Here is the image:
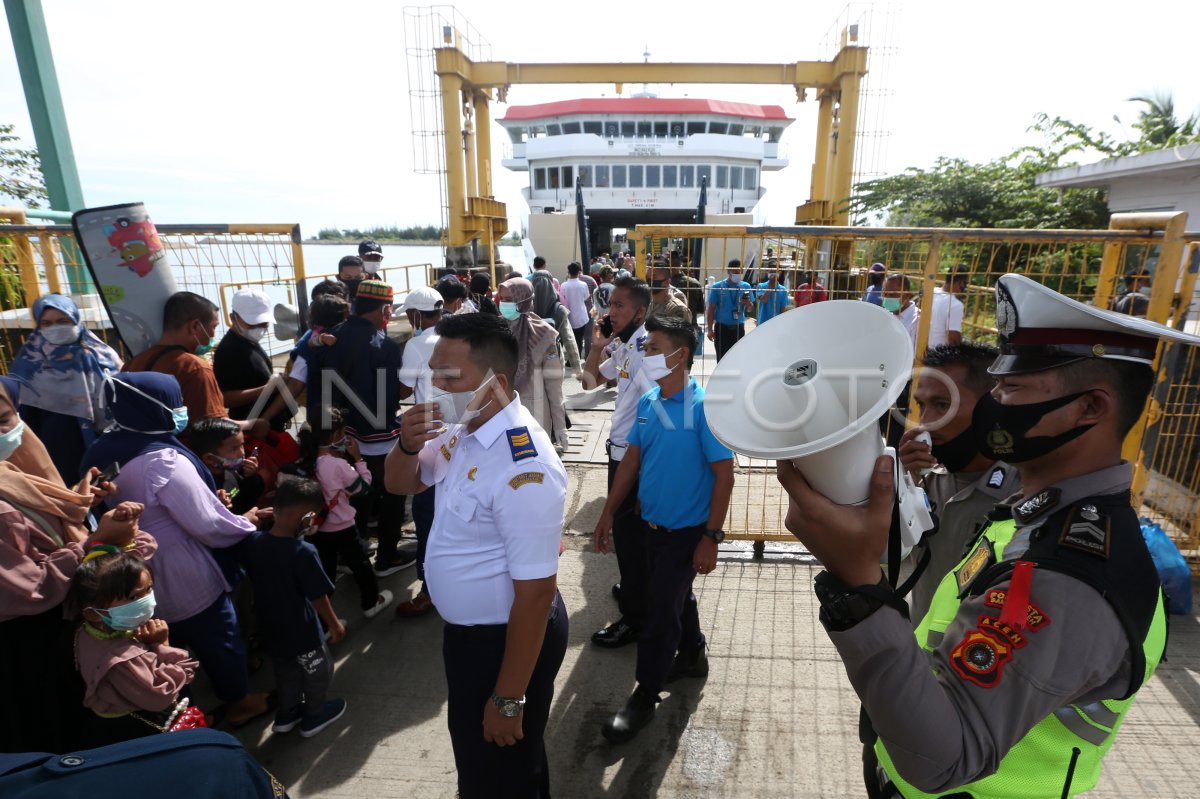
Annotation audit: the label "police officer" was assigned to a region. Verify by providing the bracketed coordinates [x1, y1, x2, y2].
[581, 276, 653, 648]
[777, 273, 1200, 798]
[385, 313, 568, 799]
[897, 341, 1021, 621]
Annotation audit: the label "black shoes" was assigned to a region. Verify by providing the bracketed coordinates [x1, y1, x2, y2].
[591, 619, 639, 648]
[665, 645, 709, 684]
[611, 582, 621, 602]
[601, 686, 659, 743]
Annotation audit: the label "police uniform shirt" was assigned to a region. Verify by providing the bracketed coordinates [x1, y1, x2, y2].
[627, 376, 734, 529]
[598, 324, 652, 460]
[419, 395, 567, 625]
[830, 462, 1134, 792]
[908, 462, 1021, 622]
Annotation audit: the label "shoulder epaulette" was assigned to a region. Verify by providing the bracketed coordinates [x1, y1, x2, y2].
[506, 427, 538, 462]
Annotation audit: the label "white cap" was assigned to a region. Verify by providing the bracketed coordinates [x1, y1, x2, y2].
[231, 288, 273, 326]
[403, 285, 445, 313]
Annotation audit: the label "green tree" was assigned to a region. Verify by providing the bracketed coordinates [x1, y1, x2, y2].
[1125, 91, 1200, 150]
[0, 124, 46, 208]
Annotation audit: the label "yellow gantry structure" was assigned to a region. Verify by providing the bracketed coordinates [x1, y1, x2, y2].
[432, 40, 869, 253]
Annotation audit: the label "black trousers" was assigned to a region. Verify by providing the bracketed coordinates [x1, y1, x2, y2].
[636, 523, 706, 694]
[714, 322, 745, 361]
[443, 592, 568, 799]
[608, 457, 648, 630]
[353, 452, 404, 563]
[309, 525, 380, 611]
[411, 484, 436, 583]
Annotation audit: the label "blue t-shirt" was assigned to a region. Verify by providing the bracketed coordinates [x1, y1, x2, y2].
[243, 532, 334, 659]
[627, 378, 734, 529]
[707, 278, 751, 326]
[755, 281, 789, 325]
[863, 284, 883, 306]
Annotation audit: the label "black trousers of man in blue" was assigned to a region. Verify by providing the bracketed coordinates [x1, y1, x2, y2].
[608, 457, 648, 630]
[443, 592, 569, 799]
[636, 524, 706, 694]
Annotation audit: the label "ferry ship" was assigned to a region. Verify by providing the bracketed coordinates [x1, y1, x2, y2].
[499, 97, 793, 270]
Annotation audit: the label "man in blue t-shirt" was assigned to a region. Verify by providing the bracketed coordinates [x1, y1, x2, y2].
[593, 315, 735, 743]
[705, 259, 755, 361]
[754, 269, 791, 327]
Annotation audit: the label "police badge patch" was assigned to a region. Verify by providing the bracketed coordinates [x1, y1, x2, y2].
[956, 539, 995, 593]
[1059, 503, 1111, 558]
[950, 628, 1013, 688]
[1013, 487, 1062, 524]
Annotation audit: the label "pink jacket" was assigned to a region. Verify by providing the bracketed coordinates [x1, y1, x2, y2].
[75, 628, 197, 716]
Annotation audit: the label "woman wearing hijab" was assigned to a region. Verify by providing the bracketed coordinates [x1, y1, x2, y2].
[81, 372, 273, 727]
[0, 377, 148, 753]
[10, 294, 123, 484]
[469, 272, 499, 316]
[498, 277, 569, 454]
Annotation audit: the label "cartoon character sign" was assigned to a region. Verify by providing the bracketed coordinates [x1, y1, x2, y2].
[102, 216, 165, 277]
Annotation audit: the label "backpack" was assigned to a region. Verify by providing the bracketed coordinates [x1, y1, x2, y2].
[529, 271, 561, 319]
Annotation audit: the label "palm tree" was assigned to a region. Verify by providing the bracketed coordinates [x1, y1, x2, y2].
[1126, 91, 1200, 151]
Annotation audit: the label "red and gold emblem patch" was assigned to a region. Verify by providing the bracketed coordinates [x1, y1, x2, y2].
[984, 590, 1051, 631]
[950, 629, 1013, 688]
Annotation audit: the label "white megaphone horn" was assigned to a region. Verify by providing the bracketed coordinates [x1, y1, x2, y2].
[705, 300, 933, 553]
[273, 303, 301, 342]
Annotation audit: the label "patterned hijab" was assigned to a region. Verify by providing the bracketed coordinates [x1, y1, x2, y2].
[500, 277, 558, 390]
[10, 294, 122, 425]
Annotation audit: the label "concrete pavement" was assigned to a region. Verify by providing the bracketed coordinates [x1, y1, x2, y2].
[209, 455, 1200, 798]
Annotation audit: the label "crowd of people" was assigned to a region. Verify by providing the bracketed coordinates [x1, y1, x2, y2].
[0, 236, 1191, 799]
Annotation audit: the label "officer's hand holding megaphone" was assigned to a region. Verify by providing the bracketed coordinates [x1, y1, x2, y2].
[776, 454, 896, 587]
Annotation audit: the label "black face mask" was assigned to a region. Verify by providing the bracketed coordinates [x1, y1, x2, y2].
[971, 390, 1095, 463]
[931, 424, 981, 473]
[616, 315, 643, 343]
[342, 278, 363, 299]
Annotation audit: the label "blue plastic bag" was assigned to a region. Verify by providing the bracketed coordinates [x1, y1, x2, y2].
[1140, 518, 1194, 615]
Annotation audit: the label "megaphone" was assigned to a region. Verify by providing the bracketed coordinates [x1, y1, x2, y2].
[705, 300, 933, 550]
[273, 303, 300, 342]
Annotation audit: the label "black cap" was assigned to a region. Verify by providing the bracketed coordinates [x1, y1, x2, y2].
[358, 240, 383, 257]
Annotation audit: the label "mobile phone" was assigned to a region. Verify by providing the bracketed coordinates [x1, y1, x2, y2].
[95, 461, 120, 485]
[599, 316, 613, 338]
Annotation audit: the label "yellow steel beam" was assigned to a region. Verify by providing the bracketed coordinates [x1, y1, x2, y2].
[473, 89, 493, 197]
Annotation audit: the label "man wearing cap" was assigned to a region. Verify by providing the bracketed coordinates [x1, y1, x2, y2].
[927, 265, 970, 349]
[306, 279, 416, 578]
[777, 274, 1199, 799]
[396, 285, 445, 616]
[213, 288, 295, 436]
[358, 240, 385, 280]
[863, 263, 887, 306]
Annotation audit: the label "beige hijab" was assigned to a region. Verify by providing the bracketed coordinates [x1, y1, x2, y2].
[501, 277, 559, 390]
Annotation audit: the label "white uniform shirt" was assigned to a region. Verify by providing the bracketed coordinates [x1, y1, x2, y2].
[927, 288, 964, 349]
[898, 302, 920, 348]
[598, 324, 651, 461]
[399, 331, 440, 403]
[419, 395, 566, 625]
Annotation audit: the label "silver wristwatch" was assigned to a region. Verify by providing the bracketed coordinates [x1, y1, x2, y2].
[491, 693, 525, 718]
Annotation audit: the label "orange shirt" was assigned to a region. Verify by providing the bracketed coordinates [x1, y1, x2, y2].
[122, 345, 228, 422]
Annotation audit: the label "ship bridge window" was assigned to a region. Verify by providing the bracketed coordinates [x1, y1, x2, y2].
[629, 164, 644, 188]
[612, 165, 627, 187]
[709, 122, 728, 135]
[549, 169, 560, 189]
[529, 125, 547, 139]
[605, 123, 619, 138]
[654, 121, 669, 137]
[671, 123, 683, 138]
[595, 165, 610, 187]
[663, 164, 678, 188]
[578, 166, 591, 187]
[680, 165, 695, 188]
[562, 122, 582, 134]
[562, 165, 574, 186]
[730, 166, 742, 189]
[535, 168, 547, 190]
[584, 121, 603, 135]
[744, 167, 757, 190]
[766, 127, 782, 143]
[646, 165, 661, 188]
[637, 121, 653, 138]
[743, 125, 761, 138]
[547, 124, 561, 136]
[716, 165, 729, 188]
[728, 124, 744, 136]
[686, 121, 706, 136]
[621, 121, 636, 137]
[698, 164, 712, 187]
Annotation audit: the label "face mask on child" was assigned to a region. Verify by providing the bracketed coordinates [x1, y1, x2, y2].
[93, 590, 157, 631]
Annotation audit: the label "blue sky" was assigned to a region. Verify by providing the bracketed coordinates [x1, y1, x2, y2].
[1, 0, 1197, 235]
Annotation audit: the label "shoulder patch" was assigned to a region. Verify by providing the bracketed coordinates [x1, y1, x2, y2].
[987, 466, 1006, 489]
[983, 589, 1052, 631]
[636, 335, 647, 352]
[955, 538, 995, 593]
[506, 427, 538, 462]
[950, 628, 1013, 688]
[1058, 503, 1111, 558]
[508, 471, 545, 490]
[1013, 487, 1062, 524]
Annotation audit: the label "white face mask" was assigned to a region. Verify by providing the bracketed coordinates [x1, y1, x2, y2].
[429, 375, 497, 425]
[41, 324, 80, 346]
[239, 324, 267, 343]
[641, 347, 682, 382]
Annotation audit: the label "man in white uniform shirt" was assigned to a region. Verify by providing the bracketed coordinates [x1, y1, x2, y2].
[883, 272, 920, 348]
[927, 265, 969, 349]
[395, 284, 445, 617]
[581, 275, 653, 649]
[386, 313, 568, 799]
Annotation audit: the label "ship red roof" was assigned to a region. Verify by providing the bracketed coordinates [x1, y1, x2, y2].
[500, 98, 792, 123]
